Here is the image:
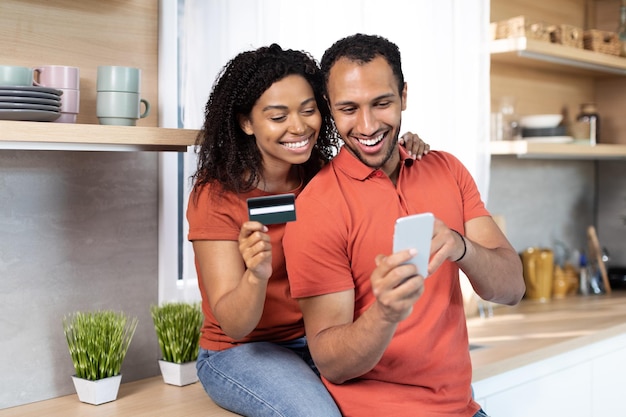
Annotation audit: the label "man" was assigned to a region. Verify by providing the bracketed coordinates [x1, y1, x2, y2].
[283, 34, 525, 417]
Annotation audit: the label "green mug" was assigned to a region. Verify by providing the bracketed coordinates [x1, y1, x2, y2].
[96, 91, 150, 126]
[0, 65, 33, 86]
[96, 66, 142, 92]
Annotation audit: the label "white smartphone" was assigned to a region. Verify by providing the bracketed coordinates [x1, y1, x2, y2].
[393, 212, 435, 278]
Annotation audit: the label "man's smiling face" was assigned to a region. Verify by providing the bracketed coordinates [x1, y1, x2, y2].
[326, 55, 407, 176]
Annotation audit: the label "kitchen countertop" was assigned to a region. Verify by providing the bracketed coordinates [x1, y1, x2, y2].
[5, 293, 625, 416]
[468, 291, 626, 382]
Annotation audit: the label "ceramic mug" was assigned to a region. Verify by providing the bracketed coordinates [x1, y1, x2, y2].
[55, 88, 80, 123]
[96, 66, 142, 92]
[0, 65, 33, 86]
[32, 66, 80, 123]
[33, 65, 80, 89]
[96, 91, 150, 126]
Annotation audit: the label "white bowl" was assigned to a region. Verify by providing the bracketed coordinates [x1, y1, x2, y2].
[520, 114, 563, 129]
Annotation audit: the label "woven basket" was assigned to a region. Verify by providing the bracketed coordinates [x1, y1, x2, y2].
[583, 30, 620, 55]
[550, 24, 583, 48]
[496, 16, 551, 42]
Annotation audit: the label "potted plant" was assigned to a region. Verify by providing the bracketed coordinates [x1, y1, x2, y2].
[63, 310, 138, 405]
[150, 302, 203, 386]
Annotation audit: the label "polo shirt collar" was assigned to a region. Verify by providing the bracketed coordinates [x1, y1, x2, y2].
[334, 145, 412, 180]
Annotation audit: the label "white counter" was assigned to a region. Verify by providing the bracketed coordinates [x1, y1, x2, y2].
[468, 292, 626, 416]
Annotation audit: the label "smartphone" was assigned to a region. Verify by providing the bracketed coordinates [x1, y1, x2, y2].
[247, 193, 296, 225]
[393, 212, 435, 278]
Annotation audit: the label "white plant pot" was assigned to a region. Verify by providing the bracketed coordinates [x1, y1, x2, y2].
[71, 374, 122, 405]
[158, 360, 198, 386]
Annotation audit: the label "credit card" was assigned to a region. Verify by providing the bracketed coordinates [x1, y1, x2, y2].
[247, 193, 296, 225]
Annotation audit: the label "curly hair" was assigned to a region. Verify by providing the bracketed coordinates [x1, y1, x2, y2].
[192, 44, 339, 195]
[320, 33, 405, 98]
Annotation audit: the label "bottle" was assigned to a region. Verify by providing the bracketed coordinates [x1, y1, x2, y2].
[579, 253, 590, 296]
[618, 2, 626, 57]
[576, 103, 600, 145]
[587, 256, 606, 295]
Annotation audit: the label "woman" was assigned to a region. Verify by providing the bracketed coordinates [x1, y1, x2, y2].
[187, 44, 428, 417]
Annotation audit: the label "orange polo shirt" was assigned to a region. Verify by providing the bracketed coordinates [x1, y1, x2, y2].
[284, 147, 488, 417]
[187, 181, 304, 351]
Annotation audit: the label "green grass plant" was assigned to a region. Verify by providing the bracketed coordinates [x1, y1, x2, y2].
[151, 302, 203, 364]
[63, 310, 138, 381]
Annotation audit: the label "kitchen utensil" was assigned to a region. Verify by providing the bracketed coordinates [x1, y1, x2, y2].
[522, 126, 567, 137]
[0, 109, 61, 122]
[519, 114, 563, 129]
[587, 225, 611, 294]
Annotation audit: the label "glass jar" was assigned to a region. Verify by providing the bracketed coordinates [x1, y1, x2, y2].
[576, 103, 600, 145]
[498, 96, 521, 141]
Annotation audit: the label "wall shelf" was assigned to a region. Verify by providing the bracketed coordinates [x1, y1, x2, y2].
[490, 141, 626, 159]
[490, 36, 626, 159]
[0, 121, 198, 152]
[490, 37, 626, 77]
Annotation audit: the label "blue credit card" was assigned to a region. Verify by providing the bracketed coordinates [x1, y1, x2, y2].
[247, 193, 296, 225]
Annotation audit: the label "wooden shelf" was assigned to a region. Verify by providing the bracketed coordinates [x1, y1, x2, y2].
[490, 37, 626, 77]
[490, 37, 626, 159]
[490, 140, 626, 159]
[0, 121, 198, 152]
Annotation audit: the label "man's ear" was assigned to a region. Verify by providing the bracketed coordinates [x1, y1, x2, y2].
[238, 115, 254, 136]
[401, 82, 408, 111]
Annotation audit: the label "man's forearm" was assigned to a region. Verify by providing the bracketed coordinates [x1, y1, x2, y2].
[310, 304, 398, 384]
[459, 238, 525, 305]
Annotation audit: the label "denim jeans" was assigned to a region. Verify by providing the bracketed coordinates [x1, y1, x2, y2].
[196, 339, 341, 417]
[473, 408, 490, 417]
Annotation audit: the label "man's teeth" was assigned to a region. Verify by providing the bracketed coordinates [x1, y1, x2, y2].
[283, 139, 309, 149]
[358, 134, 384, 146]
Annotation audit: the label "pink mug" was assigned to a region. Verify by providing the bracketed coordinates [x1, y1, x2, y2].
[33, 66, 80, 123]
[33, 65, 80, 90]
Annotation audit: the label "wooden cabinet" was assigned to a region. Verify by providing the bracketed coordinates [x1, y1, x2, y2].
[0, 0, 197, 152]
[490, 0, 626, 160]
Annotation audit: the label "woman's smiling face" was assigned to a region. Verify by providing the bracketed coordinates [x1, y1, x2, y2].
[240, 74, 322, 169]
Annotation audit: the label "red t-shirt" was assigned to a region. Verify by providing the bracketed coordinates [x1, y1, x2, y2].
[187, 181, 304, 351]
[284, 147, 488, 417]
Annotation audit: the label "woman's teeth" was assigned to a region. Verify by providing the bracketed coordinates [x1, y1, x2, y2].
[358, 133, 384, 146]
[283, 138, 309, 149]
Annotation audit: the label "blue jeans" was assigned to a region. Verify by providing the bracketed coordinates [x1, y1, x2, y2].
[474, 409, 490, 417]
[196, 339, 341, 417]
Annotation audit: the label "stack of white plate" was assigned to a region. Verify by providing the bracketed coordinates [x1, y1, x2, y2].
[0, 85, 62, 122]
